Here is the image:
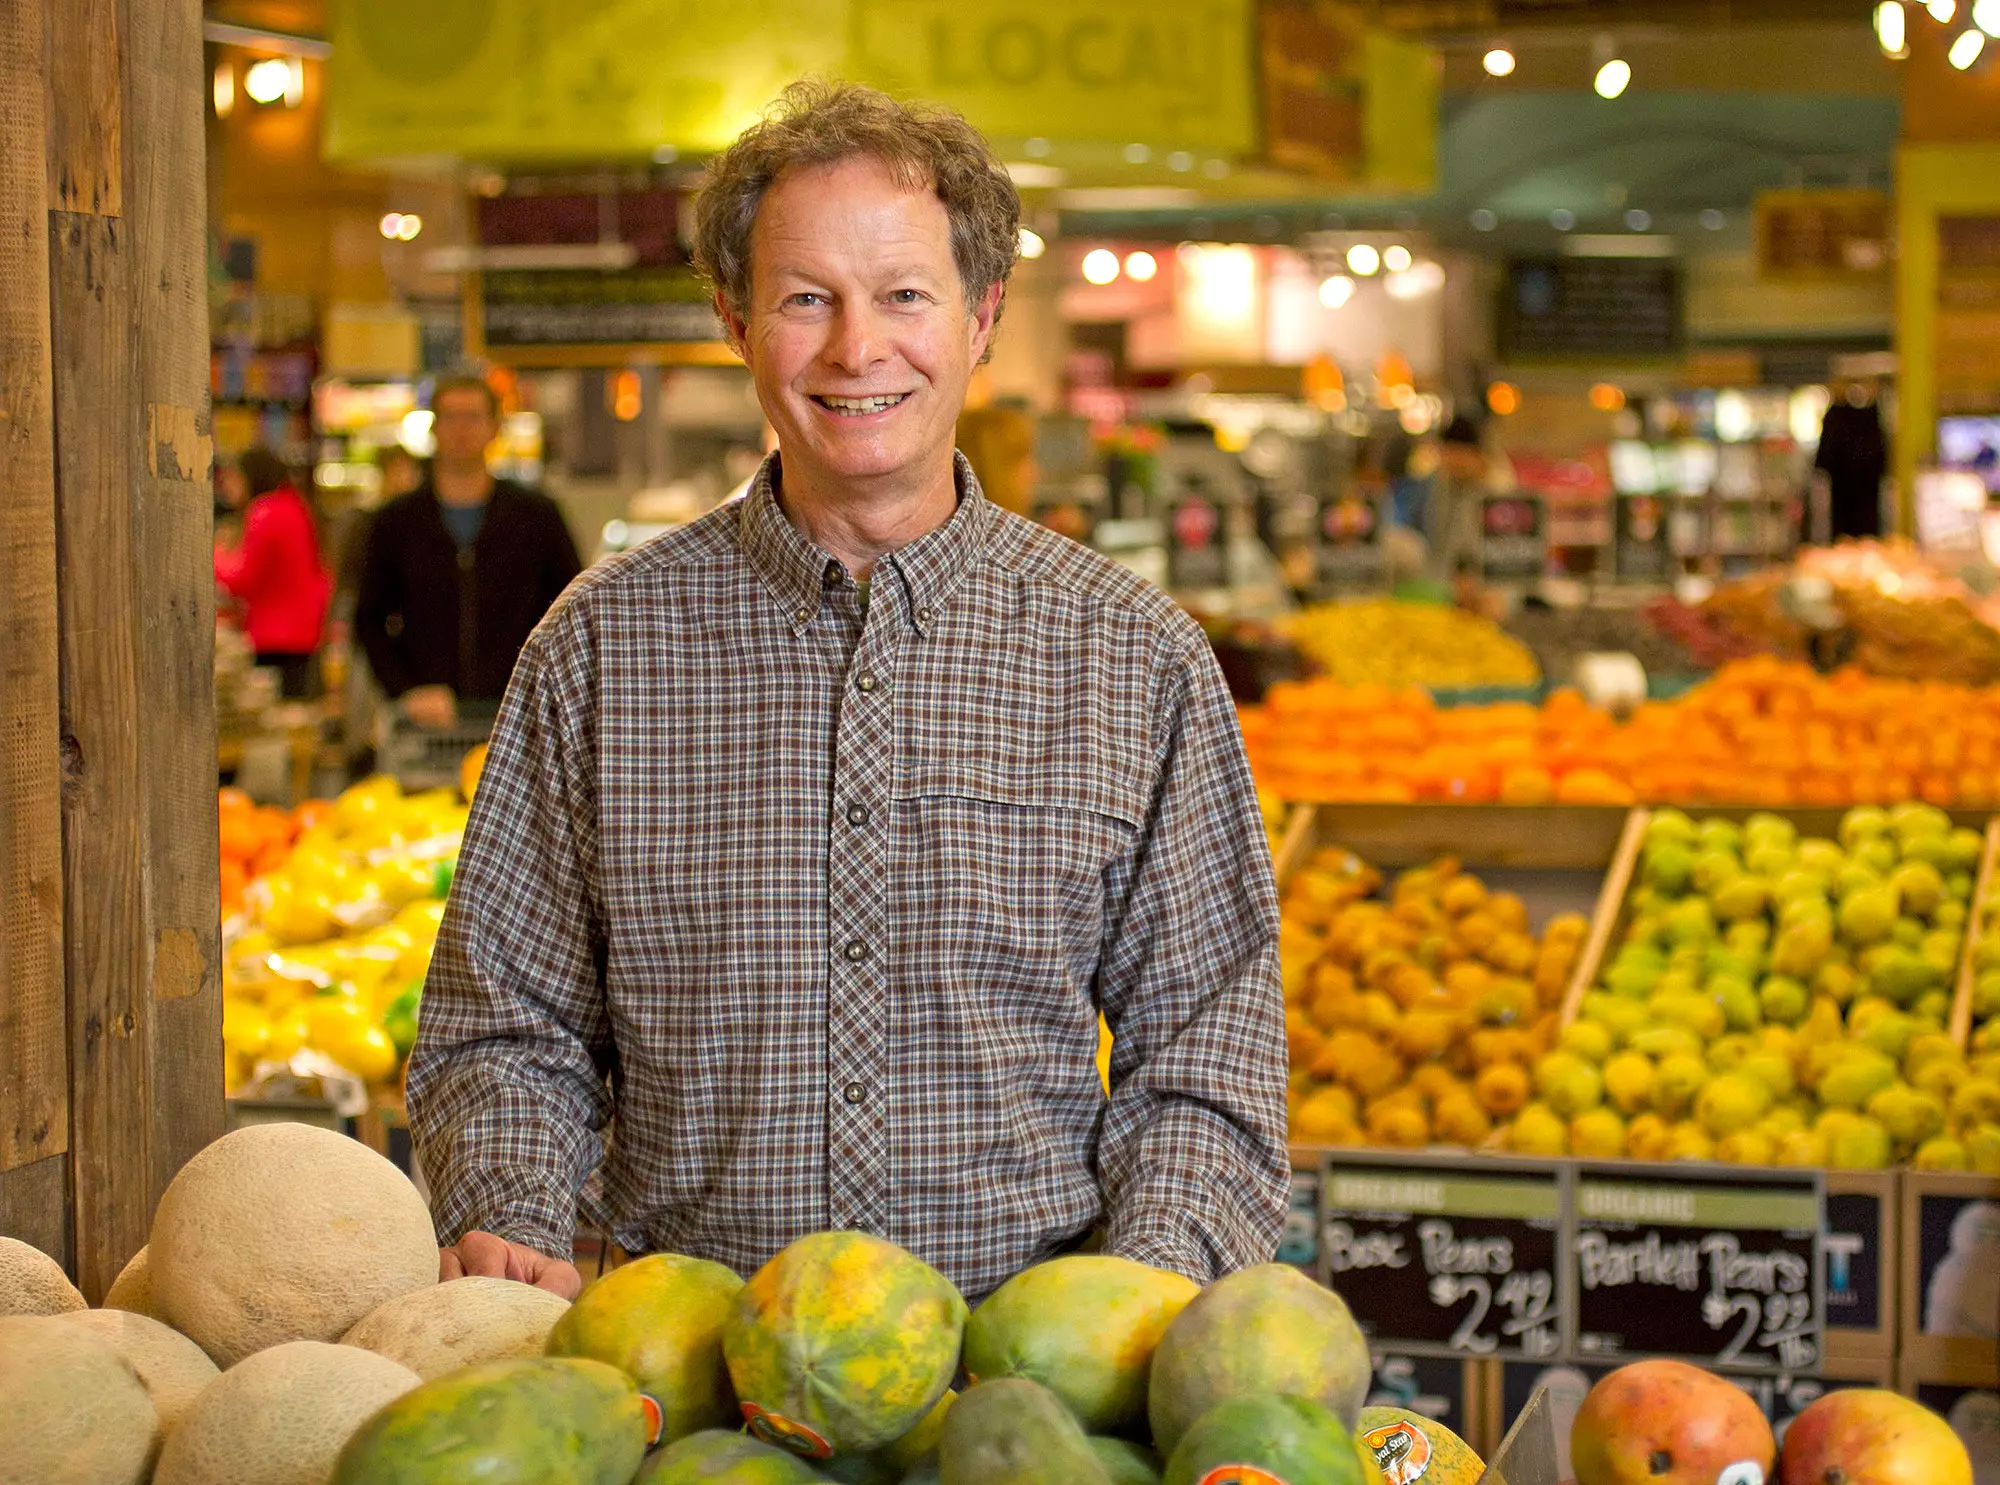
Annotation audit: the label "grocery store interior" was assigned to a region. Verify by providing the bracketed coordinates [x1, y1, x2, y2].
[9, 0, 2000, 1480]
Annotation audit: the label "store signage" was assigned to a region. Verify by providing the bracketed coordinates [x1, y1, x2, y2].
[1257, 1, 1435, 189]
[1500, 258, 1682, 361]
[1823, 1190, 1883, 1336]
[1277, 1162, 1320, 1273]
[328, 0, 1256, 162]
[1315, 490, 1388, 595]
[1320, 1154, 1564, 1359]
[1368, 1353, 1477, 1442]
[1569, 1167, 1822, 1374]
[1479, 493, 1546, 584]
[1754, 190, 1890, 282]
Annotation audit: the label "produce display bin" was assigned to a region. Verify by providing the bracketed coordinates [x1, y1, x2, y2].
[1950, 817, 2000, 1046]
[1895, 1357, 2000, 1479]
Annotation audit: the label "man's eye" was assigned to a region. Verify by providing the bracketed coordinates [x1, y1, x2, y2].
[787, 293, 824, 308]
[890, 289, 925, 304]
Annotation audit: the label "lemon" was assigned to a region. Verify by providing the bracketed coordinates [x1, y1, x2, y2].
[1696, 1075, 1771, 1138]
[1559, 1021, 1616, 1064]
[1509, 1102, 1568, 1157]
[1915, 1136, 1971, 1171]
[1534, 1053, 1604, 1119]
[1666, 1122, 1715, 1161]
[1716, 1129, 1776, 1165]
[1570, 1109, 1626, 1159]
[1653, 1054, 1710, 1118]
[1602, 1052, 1656, 1116]
[1627, 1113, 1671, 1161]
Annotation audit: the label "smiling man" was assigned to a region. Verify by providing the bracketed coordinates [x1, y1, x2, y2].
[404, 81, 1288, 1303]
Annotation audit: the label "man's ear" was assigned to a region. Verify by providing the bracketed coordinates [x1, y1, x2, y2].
[717, 293, 751, 362]
[968, 280, 1003, 363]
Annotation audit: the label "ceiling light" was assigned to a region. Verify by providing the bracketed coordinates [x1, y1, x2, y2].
[1386, 261, 1446, 299]
[1877, 0, 1909, 53]
[1977, 0, 2000, 34]
[1124, 250, 1158, 282]
[1384, 245, 1413, 272]
[1318, 275, 1356, 308]
[395, 213, 422, 241]
[1483, 46, 1517, 76]
[379, 213, 406, 240]
[1930, 0, 1957, 21]
[1594, 58, 1632, 98]
[212, 62, 235, 117]
[1081, 248, 1120, 285]
[1346, 243, 1382, 276]
[1017, 228, 1046, 260]
[1167, 151, 1195, 172]
[1625, 209, 1652, 231]
[243, 56, 293, 104]
[1470, 209, 1498, 232]
[1590, 383, 1627, 412]
[1950, 25, 1986, 63]
[1122, 143, 1151, 164]
[1487, 382, 1521, 416]
[1551, 209, 1576, 230]
[1024, 137, 1051, 158]
[652, 145, 679, 164]
[1700, 208, 1727, 230]
[1202, 159, 1230, 179]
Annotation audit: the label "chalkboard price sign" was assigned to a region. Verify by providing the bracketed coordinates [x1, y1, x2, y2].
[1571, 1168, 1822, 1373]
[1321, 1155, 1565, 1359]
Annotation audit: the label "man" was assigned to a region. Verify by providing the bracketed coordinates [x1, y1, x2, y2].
[406, 82, 1288, 1302]
[353, 374, 582, 730]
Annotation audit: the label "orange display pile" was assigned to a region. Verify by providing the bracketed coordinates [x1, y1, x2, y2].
[218, 787, 323, 915]
[1244, 656, 2000, 808]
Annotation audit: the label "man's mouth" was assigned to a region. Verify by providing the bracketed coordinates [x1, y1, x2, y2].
[810, 393, 912, 416]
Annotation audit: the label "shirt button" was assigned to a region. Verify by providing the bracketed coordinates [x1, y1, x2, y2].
[846, 803, 870, 826]
[844, 939, 869, 962]
[916, 606, 934, 627]
[855, 673, 877, 693]
[843, 1081, 866, 1104]
[794, 607, 810, 624]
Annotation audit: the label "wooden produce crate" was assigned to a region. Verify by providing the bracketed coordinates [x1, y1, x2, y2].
[1900, 1170, 2000, 1373]
[1824, 1169, 1901, 1366]
[1950, 816, 2000, 1048]
[1896, 1356, 2000, 1480]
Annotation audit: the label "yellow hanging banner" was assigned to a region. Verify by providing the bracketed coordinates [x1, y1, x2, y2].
[326, 0, 1255, 162]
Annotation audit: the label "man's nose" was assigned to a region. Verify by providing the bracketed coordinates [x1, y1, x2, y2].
[823, 302, 886, 374]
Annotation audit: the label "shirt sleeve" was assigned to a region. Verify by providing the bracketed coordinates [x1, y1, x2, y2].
[353, 509, 417, 700]
[403, 625, 613, 1259]
[1094, 640, 1290, 1284]
[214, 498, 276, 597]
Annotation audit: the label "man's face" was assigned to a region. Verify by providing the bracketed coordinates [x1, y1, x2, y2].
[723, 155, 1000, 498]
[433, 388, 498, 466]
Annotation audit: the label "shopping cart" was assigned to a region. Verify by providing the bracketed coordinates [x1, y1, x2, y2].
[378, 702, 499, 794]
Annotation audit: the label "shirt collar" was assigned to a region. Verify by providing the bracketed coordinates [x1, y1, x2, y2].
[737, 451, 994, 636]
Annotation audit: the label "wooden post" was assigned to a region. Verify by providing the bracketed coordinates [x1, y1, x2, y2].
[0, 0, 220, 1298]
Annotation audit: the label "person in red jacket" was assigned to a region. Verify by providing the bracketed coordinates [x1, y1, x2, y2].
[215, 446, 332, 698]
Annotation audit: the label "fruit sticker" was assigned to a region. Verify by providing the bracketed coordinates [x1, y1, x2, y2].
[740, 1402, 834, 1459]
[1196, 1468, 1292, 1485]
[1715, 1465, 1765, 1485]
[1365, 1419, 1435, 1484]
[639, 1394, 664, 1446]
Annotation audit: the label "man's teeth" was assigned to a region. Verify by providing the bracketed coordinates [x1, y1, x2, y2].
[816, 393, 908, 414]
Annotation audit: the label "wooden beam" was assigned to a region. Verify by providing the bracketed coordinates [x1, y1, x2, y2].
[44, 0, 121, 217]
[119, 0, 222, 1211]
[0, 0, 70, 1269]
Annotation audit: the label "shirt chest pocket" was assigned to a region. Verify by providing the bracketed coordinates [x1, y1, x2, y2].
[887, 757, 1149, 972]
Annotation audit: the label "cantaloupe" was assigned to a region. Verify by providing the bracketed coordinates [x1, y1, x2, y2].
[58, 1307, 220, 1432]
[103, 1244, 162, 1319]
[342, 1275, 571, 1379]
[150, 1122, 439, 1365]
[0, 1314, 158, 1484]
[0, 1234, 87, 1315]
[153, 1340, 421, 1485]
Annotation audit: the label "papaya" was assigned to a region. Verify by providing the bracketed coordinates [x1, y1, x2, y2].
[332, 1356, 649, 1485]
[1147, 1264, 1371, 1455]
[963, 1255, 1199, 1435]
[546, 1252, 743, 1447]
[724, 1230, 965, 1459]
[1356, 1407, 1485, 1485]
[1090, 1435, 1165, 1484]
[818, 1388, 954, 1482]
[635, 1428, 830, 1484]
[1162, 1394, 1366, 1485]
[937, 1376, 1113, 1484]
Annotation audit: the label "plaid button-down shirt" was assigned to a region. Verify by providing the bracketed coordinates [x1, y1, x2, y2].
[406, 454, 1288, 1300]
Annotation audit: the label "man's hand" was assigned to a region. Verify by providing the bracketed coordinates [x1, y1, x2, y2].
[439, 1231, 582, 1299]
[403, 684, 458, 730]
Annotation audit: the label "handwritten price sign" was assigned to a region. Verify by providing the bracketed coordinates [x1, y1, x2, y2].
[1320, 1156, 1565, 1359]
[1571, 1168, 1823, 1373]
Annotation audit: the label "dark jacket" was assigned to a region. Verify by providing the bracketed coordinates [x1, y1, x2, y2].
[354, 479, 583, 702]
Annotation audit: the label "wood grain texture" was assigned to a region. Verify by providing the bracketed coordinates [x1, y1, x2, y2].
[117, 0, 222, 1216]
[49, 206, 153, 1301]
[43, 0, 120, 216]
[0, 1155, 71, 1270]
[0, 0, 69, 1185]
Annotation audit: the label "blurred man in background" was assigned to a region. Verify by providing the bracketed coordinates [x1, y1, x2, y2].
[354, 375, 581, 729]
